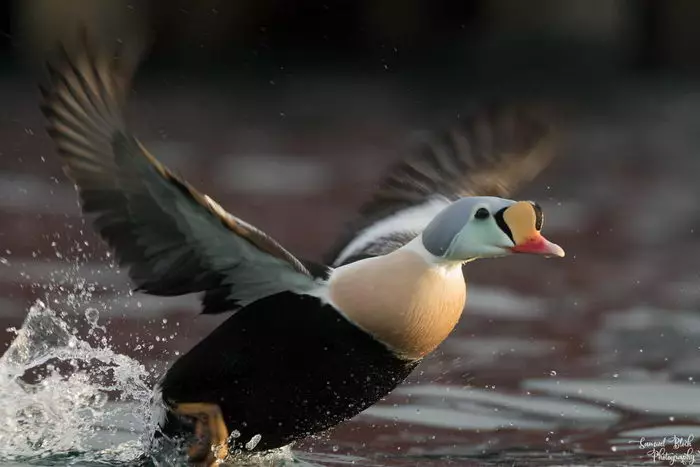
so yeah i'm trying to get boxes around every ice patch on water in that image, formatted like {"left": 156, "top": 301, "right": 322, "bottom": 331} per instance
{"left": 0, "top": 299, "right": 153, "bottom": 463}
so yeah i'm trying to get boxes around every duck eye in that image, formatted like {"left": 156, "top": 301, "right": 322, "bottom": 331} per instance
{"left": 474, "top": 207, "right": 490, "bottom": 220}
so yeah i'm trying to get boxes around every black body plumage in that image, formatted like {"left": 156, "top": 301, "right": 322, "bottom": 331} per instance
{"left": 159, "top": 291, "right": 417, "bottom": 452}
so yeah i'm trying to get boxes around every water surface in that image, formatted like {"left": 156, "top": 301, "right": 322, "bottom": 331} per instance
{"left": 3, "top": 77, "right": 700, "bottom": 467}
{"left": 1, "top": 280, "right": 696, "bottom": 467}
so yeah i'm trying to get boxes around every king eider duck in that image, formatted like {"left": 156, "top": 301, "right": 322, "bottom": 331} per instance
{"left": 39, "top": 33, "right": 564, "bottom": 465}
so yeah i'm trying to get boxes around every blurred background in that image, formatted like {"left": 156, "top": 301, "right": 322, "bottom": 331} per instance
{"left": 2, "top": 1, "right": 700, "bottom": 464}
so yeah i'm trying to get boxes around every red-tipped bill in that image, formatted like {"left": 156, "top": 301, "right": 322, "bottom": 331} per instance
{"left": 510, "top": 234, "right": 565, "bottom": 258}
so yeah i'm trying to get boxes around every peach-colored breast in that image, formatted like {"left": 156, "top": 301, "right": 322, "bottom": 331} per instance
{"left": 328, "top": 250, "right": 467, "bottom": 360}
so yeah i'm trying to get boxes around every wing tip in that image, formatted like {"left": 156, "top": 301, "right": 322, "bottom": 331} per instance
{"left": 400, "top": 100, "right": 559, "bottom": 189}
{"left": 457, "top": 101, "right": 556, "bottom": 153}
{"left": 39, "top": 24, "right": 148, "bottom": 117}
{"left": 40, "top": 24, "right": 153, "bottom": 178}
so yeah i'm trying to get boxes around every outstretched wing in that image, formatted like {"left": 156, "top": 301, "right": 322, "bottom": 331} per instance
{"left": 327, "top": 105, "right": 556, "bottom": 266}
{"left": 40, "top": 31, "right": 323, "bottom": 314}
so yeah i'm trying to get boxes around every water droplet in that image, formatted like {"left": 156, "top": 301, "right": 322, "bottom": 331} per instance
{"left": 84, "top": 307, "right": 99, "bottom": 326}
{"left": 549, "top": 370, "right": 557, "bottom": 376}
{"left": 90, "top": 392, "right": 108, "bottom": 408}
{"left": 245, "top": 434, "right": 262, "bottom": 450}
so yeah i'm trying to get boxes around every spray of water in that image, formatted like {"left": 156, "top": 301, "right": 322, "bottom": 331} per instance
{"left": 0, "top": 299, "right": 153, "bottom": 464}
{"left": 0, "top": 235, "right": 304, "bottom": 466}
{"left": 0, "top": 299, "right": 324, "bottom": 466}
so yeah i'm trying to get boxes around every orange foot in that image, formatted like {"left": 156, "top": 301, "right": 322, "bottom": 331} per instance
{"left": 172, "top": 402, "right": 229, "bottom": 466}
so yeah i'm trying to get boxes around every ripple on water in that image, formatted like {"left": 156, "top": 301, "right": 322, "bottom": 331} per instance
{"left": 362, "top": 384, "right": 618, "bottom": 431}
{"left": 524, "top": 378, "right": 700, "bottom": 417}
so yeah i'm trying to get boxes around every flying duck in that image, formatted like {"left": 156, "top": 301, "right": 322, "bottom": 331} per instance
{"left": 40, "top": 33, "right": 564, "bottom": 466}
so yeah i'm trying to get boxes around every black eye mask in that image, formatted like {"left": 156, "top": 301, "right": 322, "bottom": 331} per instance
{"left": 494, "top": 208, "right": 514, "bottom": 243}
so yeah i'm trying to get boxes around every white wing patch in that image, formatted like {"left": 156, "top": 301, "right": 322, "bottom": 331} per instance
{"left": 333, "top": 197, "right": 451, "bottom": 266}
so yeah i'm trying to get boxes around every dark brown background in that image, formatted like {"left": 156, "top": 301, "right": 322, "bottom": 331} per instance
{"left": 1, "top": 2, "right": 700, "bottom": 464}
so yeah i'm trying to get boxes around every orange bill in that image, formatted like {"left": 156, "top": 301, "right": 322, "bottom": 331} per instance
{"left": 502, "top": 201, "right": 565, "bottom": 258}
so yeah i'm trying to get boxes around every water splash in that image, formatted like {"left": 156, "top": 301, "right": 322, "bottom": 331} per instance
{"left": 0, "top": 294, "right": 301, "bottom": 466}
{"left": 0, "top": 299, "right": 153, "bottom": 464}
{"left": 0, "top": 237, "right": 307, "bottom": 466}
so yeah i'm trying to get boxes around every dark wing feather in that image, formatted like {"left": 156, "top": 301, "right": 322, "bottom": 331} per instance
{"left": 326, "top": 105, "right": 556, "bottom": 265}
{"left": 41, "top": 32, "right": 322, "bottom": 314}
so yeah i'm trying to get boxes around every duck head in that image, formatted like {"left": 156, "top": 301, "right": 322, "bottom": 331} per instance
{"left": 421, "top": 196, "right": 565, "bottom": 262}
